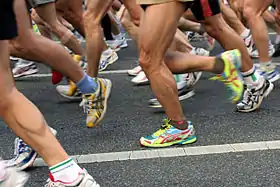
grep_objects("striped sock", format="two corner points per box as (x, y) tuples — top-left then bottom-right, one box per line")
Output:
(49, 158), (82, 183)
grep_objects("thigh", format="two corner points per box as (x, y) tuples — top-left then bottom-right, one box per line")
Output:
(138, 2), (185, 61)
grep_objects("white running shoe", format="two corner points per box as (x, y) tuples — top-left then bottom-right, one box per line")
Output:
(12, 60), (38, 78)
(106, 36), (128, 52)
(191, 47), (210, 56)
(131, 71), (149, 85)
(45, 169), (100, 187)
(127, 65), (142, 76)
(99, 49), (119, 71)
(0, 160), (29, 187)
(7, 127), (57, 171)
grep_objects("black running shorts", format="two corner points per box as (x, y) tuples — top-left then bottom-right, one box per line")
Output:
(0, 0), (18, 40)
(188, 0), (221, 21)
(140, 0), (221, 21)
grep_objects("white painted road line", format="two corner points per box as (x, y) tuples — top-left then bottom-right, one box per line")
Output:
(20, 62), (280, 79)
(32, 140), (280, 167)
(100, 69), (128, 74)
(19, 69), (129, 78)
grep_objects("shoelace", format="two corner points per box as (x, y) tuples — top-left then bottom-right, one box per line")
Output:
(153, 119), (171, 137)
(80, 91), (104, 115)
(14, 139), (29, 156)
(241, 88), (251, 104)
(80, 98), (92, 114)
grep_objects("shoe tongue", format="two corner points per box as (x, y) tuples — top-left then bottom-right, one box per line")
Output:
(246, 78), (264, 90)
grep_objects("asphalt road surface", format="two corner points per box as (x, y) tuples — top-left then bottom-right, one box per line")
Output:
(1, 34), (280, 187)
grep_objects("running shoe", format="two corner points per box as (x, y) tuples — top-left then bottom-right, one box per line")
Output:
(203, 33), (216, 51)
(99, 49), (119, 71)
(45, 169), (100, 187)
(250, 40), (275, 58)
(210, 49), (244, 103)
(0, 162), (29, 187)
(127, 65), (142, 76)
(148, 86), (195, 108)
(236, 79), (274, 112)
(56, 81), (82, 100)
(12, 60), (38, 78)
(106, 36), (128, 51)
(186, 72), (202, 87)
(191, 47), (210, 56)
(131, 71), (149, 85)
(80, 78), (112, 128)
(148, 72), (201, 108)
(140, 119), (196, 147)
(256, 65), (280, 83)
(7, 128), (57, 171)
(243, 33), (254, 55)
(114, 34), (128, 49)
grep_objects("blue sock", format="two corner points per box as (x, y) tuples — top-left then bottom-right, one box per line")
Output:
(76, 74), (98, 94)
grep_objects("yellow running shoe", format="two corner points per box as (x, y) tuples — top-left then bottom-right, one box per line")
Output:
(210, 49), (244, 103)
(80, 78), (112, 128)
(56, 81), (82, 100)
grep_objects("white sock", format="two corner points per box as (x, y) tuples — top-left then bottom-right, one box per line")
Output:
(275, 35), (280, 44)
(49, 158), (82, 184)
(240, 28), (250, 39)
(242, 66), (263, 88)
(0, 161), (7, 181)
(174, 74), (187, 90)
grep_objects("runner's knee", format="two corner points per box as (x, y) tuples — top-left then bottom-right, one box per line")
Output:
(138, 42), (162, 72)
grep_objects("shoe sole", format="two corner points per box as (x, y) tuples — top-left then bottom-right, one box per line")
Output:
(13, 69), (39, 78)
(140, 135), (197, 148)
(56, 89), (82, 101)
(132, 80), (149, 86)
(127, 72), (139, 76)
(269, 73), (280, 82)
